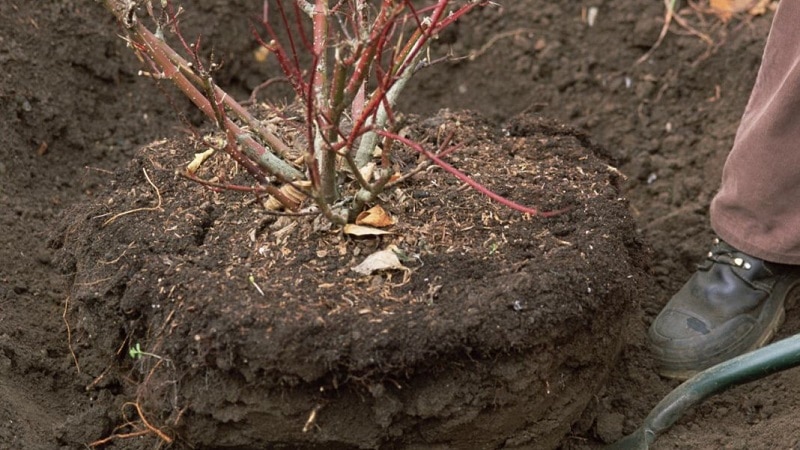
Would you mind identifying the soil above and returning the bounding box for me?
[2,1,799,450]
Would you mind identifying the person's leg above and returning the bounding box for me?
[649,2,800,380]
[711,0,800,264]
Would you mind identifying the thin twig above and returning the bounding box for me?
[386,131,457,188]
[86,364,112,391]
[381,131,569,217]
[469,28,536,61]
[241,77,291,106]
[180,169,301,210]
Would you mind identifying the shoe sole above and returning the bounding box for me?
[658,283,800,381]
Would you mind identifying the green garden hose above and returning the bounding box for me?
[608,333,800,450]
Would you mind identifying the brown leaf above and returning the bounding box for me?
[264,181,311,211]
[352,245,408,275]
[709,0,760,20]
[747,0,777,16]
[343,224,393,237]
[355,205,395,228]
[186,148,215,174]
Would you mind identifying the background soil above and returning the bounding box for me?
[2,1,800,449]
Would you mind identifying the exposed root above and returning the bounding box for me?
[62,295,80,374]
[87,338,178,447]
[636,0,678,65]
[636,0,713,65]
[86,339,128,391]
[671,5,713,45]
[86,365,111,391]
[88,401,173,448]
[102,167,163,227]
[128,401,173,444]
[99,241,136,265]
[303,404,323,433]
[88,429,151,447]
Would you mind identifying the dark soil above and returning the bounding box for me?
[2,1,799,450]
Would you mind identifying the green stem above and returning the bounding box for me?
[100,0,303,181]
[354,27,426,168]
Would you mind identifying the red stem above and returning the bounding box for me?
[134,23,302,184]
[379,131,569,218]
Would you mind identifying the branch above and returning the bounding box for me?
[111,10,305,181]
[379,131,569,218]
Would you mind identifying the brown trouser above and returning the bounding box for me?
[710,1,800,265]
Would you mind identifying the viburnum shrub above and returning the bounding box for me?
[100,0,560,224]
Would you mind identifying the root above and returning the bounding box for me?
[128,401,173,444]
[88,429,151,447]
[62,295,80,374]
[88,401,173,448]
[88,353,177,447]
[102,167,163,227]
[303,404,323,433]
[636,0,678,65]
[636,0,713,65]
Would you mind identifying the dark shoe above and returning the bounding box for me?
[649,238,800,380]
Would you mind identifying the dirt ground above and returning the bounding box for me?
[2,1,800,449]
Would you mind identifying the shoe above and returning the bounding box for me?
[648,238,800,380]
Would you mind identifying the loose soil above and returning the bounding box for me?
[2,1,799,450]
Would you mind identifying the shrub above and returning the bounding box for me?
[100,0,560,223]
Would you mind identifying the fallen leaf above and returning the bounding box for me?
[253,46,270,63]
[352,245,408,275]
[747,0,776,16]
[264,181,311,210]
[355,205,395,228]
[343,224,393,236]
[187,148,215,174]
[709,0,762,19]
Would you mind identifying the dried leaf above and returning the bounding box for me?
[343,224,393,236]
[186,148,215,174]
[355,205,395,228]
[359,162,376,182]
[352,245,408,275]
[264,181,311,211]
[273,221,297,242]
[253,46,270,63]
[709,0,762,19]
[747,0,776,16]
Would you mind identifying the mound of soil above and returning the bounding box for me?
[56,111,645,448]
